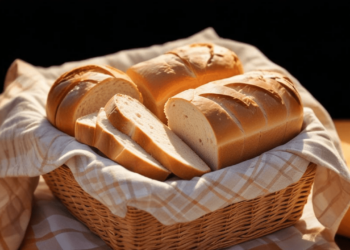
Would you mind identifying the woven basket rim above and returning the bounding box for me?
[50,163,316,222]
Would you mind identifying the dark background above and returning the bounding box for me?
[1,0,349,119]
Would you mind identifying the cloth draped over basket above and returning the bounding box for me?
[0,28,349,250]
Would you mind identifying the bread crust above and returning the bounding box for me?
[104,94,211,180]
[46,64,142,127]
[126,43,244,124]
[165,71,304,170]
[195,83,266,162]
[75,112,98,146]
[51,66,142,136]
[93,109,170,181]
[216,76,289,152]
[168,43,244,84]
[56,81,96,136]
[115,148,170,181]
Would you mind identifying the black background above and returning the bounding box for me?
[1,0,349,119]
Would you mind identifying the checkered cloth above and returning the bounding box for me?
[1,28,349,250]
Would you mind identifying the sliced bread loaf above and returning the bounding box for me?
[104,94,211,180]
[75,108,170,181]
[165,71,304,171]
[46,65,133,126]
[50,65,142,136]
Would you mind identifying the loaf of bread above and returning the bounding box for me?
[75,108,171,181]
[46,65,142,136]
[104,94,211,180]
[164,71,303,170]
[126,43,244,123]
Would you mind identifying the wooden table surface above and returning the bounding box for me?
[332,120,350,249]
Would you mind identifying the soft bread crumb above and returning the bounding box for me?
[106,94,211,179]
[95,109,170,178]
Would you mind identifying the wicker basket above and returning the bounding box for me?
[43,163,316,250]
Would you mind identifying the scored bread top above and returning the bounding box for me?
[46,64,140,126]
[165,71,304,170]
[194,83,266,161]
[47,64,143,136]
[126,43,244,123]
[104,94,211,180]
[216,71,303,145]
[167,43,243,84]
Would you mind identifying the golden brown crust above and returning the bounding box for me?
[193,96,246,168]
[115,149,170,181]
[94,109,170,181]
[190,95,243,145]
[126,43,244,124]
[75,113,97,146]
[94,120,124,161]
[47,65,117,125]
[219,72,303,155]
[167,43,244,84]
[196,84,266,163]
[165,71,303,170]
[56,81,96,136]
[46,64,142,127]
[216,79,288,150]
[126,54,197,123]
[218,72,303,146]
[257,71,303,140]
[75,125,96,146]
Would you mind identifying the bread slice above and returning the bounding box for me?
[75,112,98,146]
[165,71,304,171]
[75,109,170,181]
[54,66,142,136]
[104,94,211,180]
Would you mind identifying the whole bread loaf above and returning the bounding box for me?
[126,43,244,123]
[164,71,303,170]
[46,65,142,136]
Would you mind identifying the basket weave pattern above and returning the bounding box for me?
[43,163,316,250]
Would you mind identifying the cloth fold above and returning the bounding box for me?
[1,27,349,249]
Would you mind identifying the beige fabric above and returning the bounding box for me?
[0,28,349,249]
[0,177,38,250]
[19,177,110,250]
